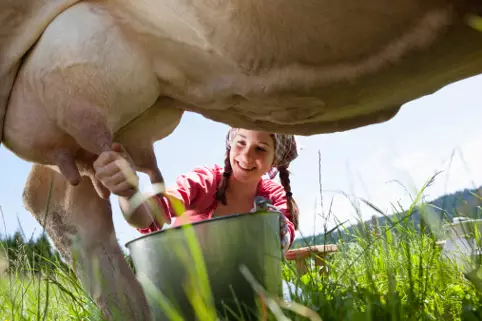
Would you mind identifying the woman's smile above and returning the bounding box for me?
[236,161,256,172]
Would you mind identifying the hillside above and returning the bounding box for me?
[293,185,482,248]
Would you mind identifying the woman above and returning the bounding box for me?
[94,128,299,251]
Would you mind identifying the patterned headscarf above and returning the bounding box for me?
[226,128,298,179]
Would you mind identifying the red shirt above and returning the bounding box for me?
[137,164,296,246]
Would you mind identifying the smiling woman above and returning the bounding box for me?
[93,127,300,252]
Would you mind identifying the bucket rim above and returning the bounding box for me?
[124,210,280,249]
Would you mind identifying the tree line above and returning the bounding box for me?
[0,230,69,274]
[293,185,482,248]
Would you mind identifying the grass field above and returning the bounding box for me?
[1,179,482,320]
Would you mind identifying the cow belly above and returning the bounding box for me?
[108,0,482,135]
[4,1,163,165]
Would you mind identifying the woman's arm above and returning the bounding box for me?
[134,166,220,233]
[94,146,219,231]
[118,193,167,229]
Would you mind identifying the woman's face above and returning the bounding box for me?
[229,129,276,183]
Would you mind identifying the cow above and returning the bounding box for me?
[1,0,481,319]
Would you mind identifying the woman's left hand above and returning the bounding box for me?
[280,215,290,252]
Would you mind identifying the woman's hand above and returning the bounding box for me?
[93,143,139,198]
[280,215,291,252]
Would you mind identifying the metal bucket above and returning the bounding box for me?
[126,207,283,321]
[442,217,482,271]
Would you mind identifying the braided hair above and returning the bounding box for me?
[215,149,232,205]
[278,166,299,230]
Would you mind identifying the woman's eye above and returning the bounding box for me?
[256,146,266,152]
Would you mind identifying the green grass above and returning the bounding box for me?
[2,179,482,320]
[282,223,482,321]
[0,252,102,320]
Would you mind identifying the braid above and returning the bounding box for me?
[278,166,299,230]
[215,150,232,205]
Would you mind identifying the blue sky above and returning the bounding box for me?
[1,74,481,251]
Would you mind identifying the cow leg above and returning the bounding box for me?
[22,164,151,320]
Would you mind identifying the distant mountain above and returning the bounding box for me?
[292,186,482,249]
